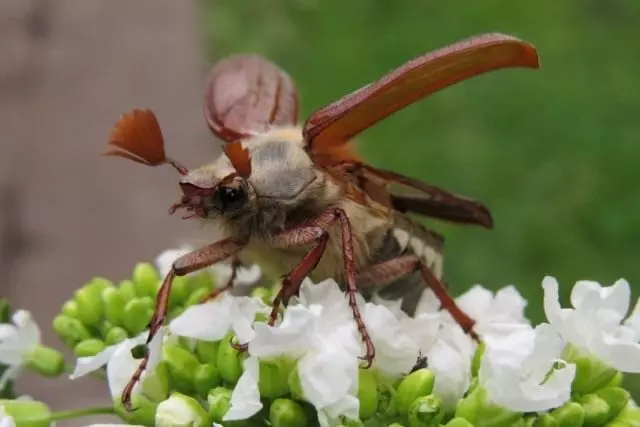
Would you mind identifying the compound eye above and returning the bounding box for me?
[213,185,247,213]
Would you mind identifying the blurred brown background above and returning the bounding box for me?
[0,0,218,424]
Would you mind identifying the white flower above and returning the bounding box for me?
[362,302,439,378]
[543,276,640,372]
[70,326,167,398]
[479,323,575,412]
[0,310,41,388]
[169,294,267,344]
[224,356,262,421]
[227,279,361,427]
[156,393,208,427]
[0,405,15,427]
[424,323,475,409]
[155,245,262,287]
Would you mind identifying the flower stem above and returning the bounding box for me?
[50,405,115,421]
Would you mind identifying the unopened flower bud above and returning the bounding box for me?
[387,423,404,427]
[259,359,291,399]
[163,343,200,393]
[156,392,209,427]
[142,360,170,402]
[444,418,475,427]
[195,340,219,365]
[24,346,65,378]
[74,338,106,357]
[593,386,629,422]
[564,348,617,395]
[269,398,308,427]
[532,414,558,427]
[168,276,191,310]
[408,395,445,427]
[194,364,222,398]
[52,314,92,345]
[133,262,161,297]
[455,386,523,427]
[606,371,624,387]
[577,394,610,426]
[217,333,243,385]
[394,368,436,415]
[471,341,485,378]
[610,404,640,426]
[105,326,129,345]
[102,286,126,326]
[0,399,51,427]
[208,387,232,423]
[341,418,364,427]
[61,300,79,318]
[189,271,214,292]
[357,368,378,420]
[74,282,109,327]
[118,279,137,300]
[185,287,211,307]
[113,393,158,426]
[122,298,154,335]
[550,402,586,427]
[250,287,272,305]
[288,367,305,402]
[377,381,397,417]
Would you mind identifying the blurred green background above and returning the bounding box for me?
[201,0,639,397]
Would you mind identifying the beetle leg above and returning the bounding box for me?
[122,238,246,411]
[356,254,478,340]
[201,256,242,302]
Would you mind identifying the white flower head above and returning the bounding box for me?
[169,294,268,344]
[70,326,167,398]
[0,310,41,388]
[480,323,575,412]
[0,405,15,427]
[543,276,640,373]
[227,279,361,425]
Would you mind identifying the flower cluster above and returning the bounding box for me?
[0,245,639,427]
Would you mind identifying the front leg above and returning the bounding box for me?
[122,238,246,411]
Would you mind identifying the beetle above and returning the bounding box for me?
[104,33,539,409]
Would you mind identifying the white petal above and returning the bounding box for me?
[456,285,493,321]
[363,303,419,377]
[235,265,262,286]
[0,342,23,366]
[223,356,263,421]
[155,246,193,278]
[0,406,15,427]
[106,334,148,397]
[12,311,41,350]
[525,324,566,383]
[414,289,441,315]
[69,345,118,379]
[169,297,233,341]
[248,306,315,359]
[0,325,17,341]
[401,312,440,353]
[298,346,359,409]
[210,263,233,287]
[570,280,602,308]
[230,297,268,344]
[370,294,405,319]
[590,329,640,373]
[542,276,570,327]
[146,327,166,372]
[492,286,529,324]
[317,395,360,427]
[574,279,630,322]
[0,365,22,392]
[298,279,344,308]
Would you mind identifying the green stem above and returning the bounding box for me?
[50,405,116,421]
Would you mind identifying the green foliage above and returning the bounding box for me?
[200,0,640,399]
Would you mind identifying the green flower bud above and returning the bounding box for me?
[118,279,137,300]
[394,369,436,415]
[195,340,220,365]
[162,343,200,393]
[577,394,610,426]
[0,399,51,427]
[73,338,106,357]
[563,347,617,395]
[133,262,161,297]
[185,287,211,307]
[194,363,222,398]
[532,414,558,427]
[208,387,233,423]
[471,341,485,378]
[593,386,629,422]
[105,326,129,345]
[74,288,105,327]
[358,368,378,420]
[0,299,10,322]
[122,297,154,335]
[24,346,65,378]
[550,402,586,427]
[611,404,640,426]
[189,271,215,292]
[142,360,171,402]
[113,393,158,426]
[455,386,523,427]
[52,314,92,346]
[217,333,243,385]
[250,287,272,305]
[288,367,306,401]
[408,395,445,427]
[270,398,308,427]
[387,423,404,427]
[341,418,364,427]
[376,381,397,418]
[168,276,191,310]
[444,418,475,427]
[102,286,126,326]
[61,300,79,318]
[259,359,291,399]
[156,392,209,427]
[606,371,624,387]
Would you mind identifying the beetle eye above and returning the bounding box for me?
[213,185,247,213]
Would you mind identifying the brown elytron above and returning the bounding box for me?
[105,34,540,410]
